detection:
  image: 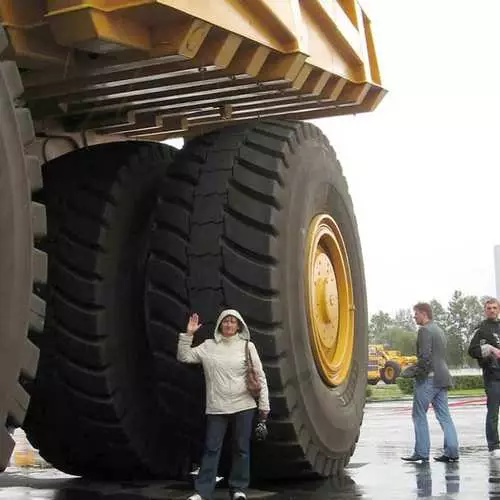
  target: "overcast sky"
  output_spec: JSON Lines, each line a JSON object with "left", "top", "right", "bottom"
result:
{"left": 310, "top": 0, "right": 500, "bottom": 316}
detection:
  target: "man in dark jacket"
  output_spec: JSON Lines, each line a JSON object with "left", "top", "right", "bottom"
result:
{"left": 402, "top": 302, "right": 459, "bottom": 463}
{"left": 468, "top": 298, "right": 500, "bottom": 457}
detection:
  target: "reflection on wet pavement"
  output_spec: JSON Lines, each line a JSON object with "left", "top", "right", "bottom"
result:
{"left": 412, "top": 461, "right": 460, "bottom": 497}
{"left": 2, "top": 400, "right": 500, "bottom": 499}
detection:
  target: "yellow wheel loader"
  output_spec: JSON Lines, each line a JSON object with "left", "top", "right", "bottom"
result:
{"left": 368, "top": 345, "right": 417, "bottom": 385}
{"left": 0, "top": 0, "right": 385, "bottom": 479}
{"left": 367, "top": 345, "right": 381, "bottom": 385}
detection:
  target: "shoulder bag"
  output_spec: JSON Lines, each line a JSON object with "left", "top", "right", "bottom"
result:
{"left": 245, "top": 340, "right": 261, "bottom": 399}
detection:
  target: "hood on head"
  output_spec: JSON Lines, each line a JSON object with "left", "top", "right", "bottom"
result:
{"left": 213, "top": 309, "right": 250, "bottom": 342}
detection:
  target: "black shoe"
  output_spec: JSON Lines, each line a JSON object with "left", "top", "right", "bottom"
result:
{"left": 433, "top": 454, "right": 459, "bottom": 463}
{"left": 401, "top": 455, "right": 429, "bottom": 462}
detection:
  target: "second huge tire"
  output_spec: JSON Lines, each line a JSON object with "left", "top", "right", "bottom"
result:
{"left": 146, "top": 120, "right": 368, "bottom": 478}
{"left": 23, "top": 142, "right": 193, "bottom": 478}
{"left": 0, "top": 26, "right": 43, "bottom": 469}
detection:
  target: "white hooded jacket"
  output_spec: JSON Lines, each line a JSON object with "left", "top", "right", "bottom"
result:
{"left": 177, "top": 309, "right": 270, "bottom": 415}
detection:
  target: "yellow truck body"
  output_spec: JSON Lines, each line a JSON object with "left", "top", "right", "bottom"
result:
{"left": 0, "top": 0, "right": 385, "bottom": 139}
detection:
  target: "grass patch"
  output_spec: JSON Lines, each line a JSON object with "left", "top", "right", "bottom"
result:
{"left": 368, "top": 384, "right": 485, "bottom": 401}
{"left": 368, "top": 384, "right": 405, "bottom": 400}
{"left": 449, "top": 388, "right": 484, "bottom": 397}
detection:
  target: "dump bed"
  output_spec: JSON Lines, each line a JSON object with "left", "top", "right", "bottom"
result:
{"left": 0, "top": 0, "right": 386, "bottom": 139}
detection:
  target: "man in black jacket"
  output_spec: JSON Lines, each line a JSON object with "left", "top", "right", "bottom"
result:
{"left": 468, "top": 298, "right": 500, "bottom": 457}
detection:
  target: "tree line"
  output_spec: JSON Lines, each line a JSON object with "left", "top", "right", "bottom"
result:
{"left": 369, "top": 290, "right": 490, "bottom": 368}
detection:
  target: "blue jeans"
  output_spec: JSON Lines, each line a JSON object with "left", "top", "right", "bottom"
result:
{"left": 485, "top": 379, "right": 500, "bottom": 451}
{"left": 412, "top": 377, "right": 459, "bottom": 458}
{"left": 195, "top": 409, "right": 255, "bottom": 500}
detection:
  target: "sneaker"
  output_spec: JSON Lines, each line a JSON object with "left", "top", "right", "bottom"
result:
{"left": 187, "top": 494, "right": 203, "bottom": 500}
{"left": 233, "top": 492, "right": 247, "bottom": 500}
{"left": 490, "top": 449, "right": 500, "bottom": 458}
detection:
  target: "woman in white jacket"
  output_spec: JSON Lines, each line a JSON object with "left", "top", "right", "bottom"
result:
{"left": 177, "top": 309, "right": 270, "bottom": 500}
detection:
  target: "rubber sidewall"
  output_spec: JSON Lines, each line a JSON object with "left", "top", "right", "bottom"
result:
{"left": 282, "top": 131, "right": 367, "bottom": 456}
{"left": 0, "top": 55, "right": 32, "bottom": 465}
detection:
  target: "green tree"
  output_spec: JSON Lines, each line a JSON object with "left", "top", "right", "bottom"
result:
{"left": 429, "top": 299, "right": 447, "bottom": 328}
{"left": 444, "top": 328, "right": 464, "bottom": 368}
{"left": 446, "top": 290, "right": 483, "bottom": 366}
{"left": 379, "top": 326, "right": 417, "bottom": 355}
{"left": 369, "top": 311, "right": 393, "bottom": 342}
{"left": 462, "top": 295, "right": 483, "bottom": 346}
{"left": 393, "top": 308, "right": 417, "bottom": 332}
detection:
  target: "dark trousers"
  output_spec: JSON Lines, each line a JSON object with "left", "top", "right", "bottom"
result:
{"left": 195, "top": 409, "right": 255, "bottom": 500}
{"left": 486, "top": 380, "right": 500, "bottom": 451}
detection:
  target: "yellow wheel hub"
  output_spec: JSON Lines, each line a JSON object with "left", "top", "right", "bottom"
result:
{"left": 305, "top": 214, "right": 354, "bottom": 386}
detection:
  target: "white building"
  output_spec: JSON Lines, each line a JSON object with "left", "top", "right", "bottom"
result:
{"left": 494, "top": 245, "right": 500, "bottom": 298}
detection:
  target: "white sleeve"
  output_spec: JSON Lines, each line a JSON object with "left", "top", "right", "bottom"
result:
{"left": 249, "top": 342, "right": 270, "bottom": 412}
{"left": 177, "top": 333, "right": 205, "bottom": 364}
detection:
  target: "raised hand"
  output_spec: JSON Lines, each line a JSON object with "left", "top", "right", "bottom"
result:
{"left": 186, "top": 313, "right": 202, "bottom": 336}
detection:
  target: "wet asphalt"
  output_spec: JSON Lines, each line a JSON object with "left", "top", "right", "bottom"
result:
{"left": 1, "top": 397, "right": 497, "bottom": 499}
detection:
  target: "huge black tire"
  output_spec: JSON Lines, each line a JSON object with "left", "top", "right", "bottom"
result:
{"left": 146, "top": 120, "right": 368, "bottom": 479}
{"left": 0, "top": 26, "right": 44, "bottom": 469}
{"left": 380, "top": 360, "right": 401, "bottom": 384}
{"left": 23, "top": 142, "right": 189, "bottom": 478}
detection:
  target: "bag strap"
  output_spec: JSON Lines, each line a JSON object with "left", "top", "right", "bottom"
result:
{"left": 245, "top": 340, "right": 254, "bottom": 369}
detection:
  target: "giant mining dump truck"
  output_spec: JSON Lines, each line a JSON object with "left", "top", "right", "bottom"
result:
{"left": 0, "top": 0, "right": 386, "bottom": 480}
